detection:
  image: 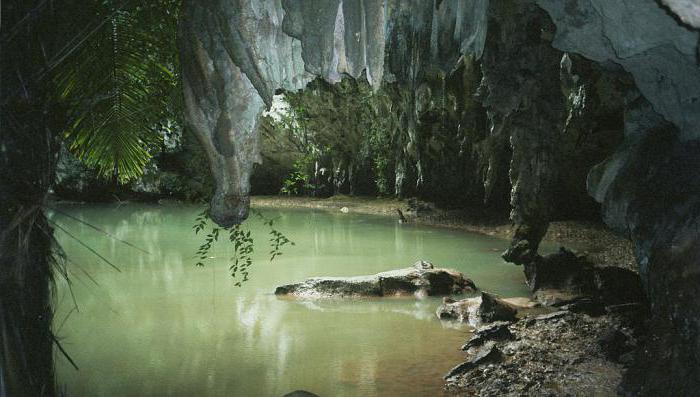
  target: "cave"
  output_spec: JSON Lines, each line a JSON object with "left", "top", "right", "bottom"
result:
{"left": 2, "top": 0, "right": 700, "bottom": 395}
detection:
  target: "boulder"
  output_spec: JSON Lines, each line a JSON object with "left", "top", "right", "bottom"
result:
{"left": 436, "top": 292, "right": 520, "bottom": 326}
{"left": 593, "top": 266, "right": 646, "bottom": 306}
{"left": 274, "top": 261, "right": 476, "bottom": 298}
{"left": 523, "top": 248, "right": 596, "bottom": 294}
{"left": 525, "top": 248, "right": 646, "bottom": 310}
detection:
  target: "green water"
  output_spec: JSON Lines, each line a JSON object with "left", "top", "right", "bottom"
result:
{"left": 52, "top": 203, "right": 531, "bottom": 397}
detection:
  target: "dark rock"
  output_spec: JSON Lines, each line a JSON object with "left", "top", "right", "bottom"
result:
{"left": 462, "top": 322, "right": 514, "bottom": 351}
{"left": 275, "top": 261, "right": 475, "bottom": 298}
{"left": 604, "top": 303, "right": 646, "bottom": 314}
{"left": 479, "top": 292, "right": 518, "bottom": 323}
{"left": 593, "top": 266, "right": 645, "bottom": 306}
{"left": 283, "top": 391, "right": 319, "bottom": 397}
{"left": 533, "top": 289, "right": 589, "bottom": 307}
{"left": 533, "top": 311, "right": 569, "bottom": 322}
{"left": 444, "top": 342, "right": 503, "bottom": 379}
{"left": 446, "top": 310, "right": 637, "bottom": 395}
{"left": 597, "top": 329, "right": 631, "bottom": 362}
{"left": 558, "top": 298, "right": 606, "bottom": 317}
{"left": 524, "top": 247, "right": 596, "bottom": 294}
{"left": 526, "top": 248, "right": 645, "bottom": 311}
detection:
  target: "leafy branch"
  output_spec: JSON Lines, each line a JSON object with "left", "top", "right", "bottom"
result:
{"left": 192, "top": 208, "right": 294, "bottom": 286}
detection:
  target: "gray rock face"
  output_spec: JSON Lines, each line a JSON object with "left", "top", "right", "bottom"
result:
{"left": 535, "top": 2, "right": 700, "bottom": 392}
{"left": 661, "top": 0, "right": 700, "bottom": 28}
{"left": 274, "top": 261, "right": 476, "bottom": 298}
{"left": 537, "top": 0, "right": 700, "bottom": 140}
{"left": 179, "top": 0, "right": 489, "bottom": 225}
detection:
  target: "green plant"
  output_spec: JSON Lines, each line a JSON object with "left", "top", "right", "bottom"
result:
{"left": 193, "top": 209, "right": 293, "bottom": 286}
{"left": 280, "top": 169, "right": 310, "bottom": 195}
{"left": 52, "top": 0, "right": 181, "bottom": 183}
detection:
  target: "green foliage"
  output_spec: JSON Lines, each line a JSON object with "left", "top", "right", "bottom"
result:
{"left": 52, "top": 0, "right": 181, "bottom": 183}
{"left": 269, "top": 78, "right": 400, "bottom": 196}
{"left": 280, "top": 156, "right": 317, "bottom": 195}
{"left": 193, "top": 209, "right": 294, "bottom": 286}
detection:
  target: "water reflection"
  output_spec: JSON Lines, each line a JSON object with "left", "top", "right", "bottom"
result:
{"left": 52, "top": 204, "right": 527, "bottom": 396}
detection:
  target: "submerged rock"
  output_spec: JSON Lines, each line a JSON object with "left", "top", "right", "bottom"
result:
{"left": 436, "top": 292, "right": 525, "bottom": 326}
{"left": 274, "top": 261, "right": 475, "bottom": 299}
{"left": 283, "top": 391, "right": 319, "bottom": 397}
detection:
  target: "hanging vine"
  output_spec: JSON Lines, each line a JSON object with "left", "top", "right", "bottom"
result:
{"left": 193, "top": 209, "right": 293, "bottom": 286}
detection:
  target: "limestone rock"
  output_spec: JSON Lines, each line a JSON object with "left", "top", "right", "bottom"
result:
{"left": 436, "top": 292, "right": 521, "bottom": 326}
{"left": 661, "top": 0, "right": 700, "bottom": 28}
{"left": 274, "top": 262, "right": 475, "bottom": 298}
{"left": 537, "top": 0, "right": 700, "bottom": 139}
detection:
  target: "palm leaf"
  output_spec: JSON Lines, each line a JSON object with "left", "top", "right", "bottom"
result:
{"left": 52, "top": 3, "right": 180, "bottom": 183}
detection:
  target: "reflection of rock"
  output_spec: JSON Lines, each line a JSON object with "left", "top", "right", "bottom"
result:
{"left": 274, "top": 261, "right": 476, "bottom": 298}
{"left": 436, "top": 292, "right": 527, "bottom": 326}
{"left": 292, "top": 299, "right": 438, "bottom": 322}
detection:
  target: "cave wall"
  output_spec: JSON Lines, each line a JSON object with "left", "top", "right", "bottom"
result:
{"left": 179, "top": 0, "right": 489, "bottom": 225}
{"left": 180, "top": 1, "right": 700, "bottom": 393}
{"left": 536, "top": 0, "right": 700, "bottom": 393}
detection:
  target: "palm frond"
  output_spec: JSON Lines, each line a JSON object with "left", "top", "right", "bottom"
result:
{"left": 52, "top": 3, "right": 180, "bottom": 183}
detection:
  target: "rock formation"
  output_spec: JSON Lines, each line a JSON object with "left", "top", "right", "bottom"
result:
{"left": 436, "top": 292, "right": 526, "bottom": 326}
{"left": 179, "top": 0, "right": 700, "bottom": 393}
{"left": 274, "top": 260, "right": 475, "bottom": 298}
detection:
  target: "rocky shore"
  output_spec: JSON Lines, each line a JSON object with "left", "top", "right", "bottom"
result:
{"left": 444, "top": 309, "right": 644, "bottom": 396}
{"left": 263, "top": 195, "right": 647, "bottom": 395}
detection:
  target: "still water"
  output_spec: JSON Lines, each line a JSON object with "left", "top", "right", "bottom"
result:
{"left": 52, "top": 203, "right": 530, "bottom": 397}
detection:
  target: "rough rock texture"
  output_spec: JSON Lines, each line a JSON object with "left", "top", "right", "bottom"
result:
{"left": 179, "top": 0, "right": 489, "bottom": 225}
{"left": 461, "top": 321, "right": 515, "bottom": 351}
{"left": 524, "top": 248, "right": 646, "bottom": 310}
{"left": 538, "top": 0, "right": 700, "bottom": 139}
{"left": 436, "top": 292, "right": 536, "bottom": 327}
{"left": 536, "top": 1, "right": 700, "bottom": 393}
{"left": 661, "top": 0, "right": 700, "bottom": 28}
{"left": 445, "top": 311, "right": 639, "bottom": 396}
{"left": 478, "top": 0, "right": 566, "bottom": 265}
{"left": 274, "top": 261, "right": 475, "bottom": 298}
{"left": 179, "top": 0, "right": 309, "bottom": 226}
